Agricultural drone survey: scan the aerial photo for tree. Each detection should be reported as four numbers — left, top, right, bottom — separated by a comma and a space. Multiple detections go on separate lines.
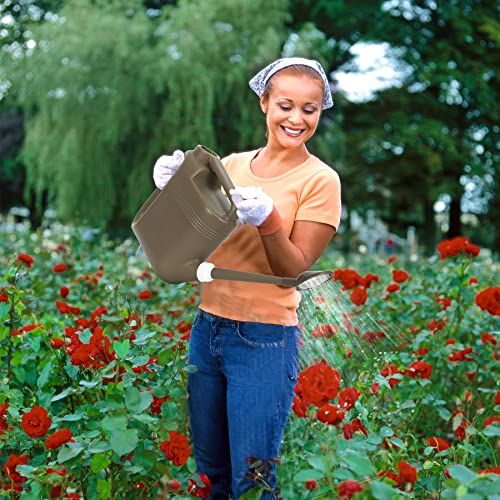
289, 0, 499, 251
2, 0, 288, 231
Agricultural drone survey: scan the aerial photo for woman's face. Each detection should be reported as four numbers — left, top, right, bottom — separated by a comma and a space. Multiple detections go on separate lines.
260, 72, 323, 150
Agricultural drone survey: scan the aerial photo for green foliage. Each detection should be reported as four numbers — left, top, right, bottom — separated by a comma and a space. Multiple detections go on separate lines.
1, 225, 499, 498
3, 0, 288, 229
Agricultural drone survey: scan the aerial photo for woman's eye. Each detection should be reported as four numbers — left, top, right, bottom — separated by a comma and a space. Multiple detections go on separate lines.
304, 109, 314, 114
279, 105, 291, 111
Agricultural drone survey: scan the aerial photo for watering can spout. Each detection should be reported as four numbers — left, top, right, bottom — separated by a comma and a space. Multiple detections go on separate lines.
196, 262, 332, 290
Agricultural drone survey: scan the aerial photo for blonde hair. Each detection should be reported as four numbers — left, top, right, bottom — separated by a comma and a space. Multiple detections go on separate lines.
261, 65, 325, 102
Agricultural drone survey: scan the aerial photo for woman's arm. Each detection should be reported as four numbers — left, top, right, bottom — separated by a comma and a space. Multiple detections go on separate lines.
260, 220, 336, 278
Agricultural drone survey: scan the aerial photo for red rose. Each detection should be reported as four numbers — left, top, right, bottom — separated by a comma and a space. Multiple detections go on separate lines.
397, 460, 418, 485
4, 454, 29, 483
448, 347, 477, 363
22, 406, 51, 438
338, 479, 363, 499
380, 364, 402, 387
427, 436, 451, 451
350, 287, 367, 306
483, 417, 500, 428
392, 269, 409, 283
436, 297, 452, 310
296, 360, 341, 408
338, 387, 360, 410
405, 360, 432, 379
332, 269, 365, 290
167, 479, 182, 490
475, 287, 500, 316
386, 283, 401, 293
311, 324, 338, 339
53, 263, 67, 273
45, 429, 73, 450
437, 236, 480, 259
495, 391, 500, 405
387, 256, 397, 263
317, 404, 345, 425
17, 253, 35, 268
363, 273, 380, 288
59, 286, 70, 298
50, 338, 65, 349
187, 473, 212, 498
343, 418, 367, 440
291, 394, 308, 418
363, 330, 386, 343
305, 480, 317, 490
137, 290, 152, 300
481, 333, 497, 345
160, 431, 191, 466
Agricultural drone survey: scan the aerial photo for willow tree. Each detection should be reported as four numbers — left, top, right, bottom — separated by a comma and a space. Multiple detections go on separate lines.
4, 0, 287, 230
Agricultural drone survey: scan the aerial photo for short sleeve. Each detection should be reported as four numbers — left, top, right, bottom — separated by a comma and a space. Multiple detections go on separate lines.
295, 168, 342, 231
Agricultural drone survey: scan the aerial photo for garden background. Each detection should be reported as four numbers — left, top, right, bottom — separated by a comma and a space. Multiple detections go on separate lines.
0, 0, 499, 498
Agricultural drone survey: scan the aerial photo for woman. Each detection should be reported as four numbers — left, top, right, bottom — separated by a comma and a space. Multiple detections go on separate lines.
153, 57, 341, 499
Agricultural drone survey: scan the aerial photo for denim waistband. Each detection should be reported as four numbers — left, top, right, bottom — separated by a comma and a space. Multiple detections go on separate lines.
198, 308, 239, 328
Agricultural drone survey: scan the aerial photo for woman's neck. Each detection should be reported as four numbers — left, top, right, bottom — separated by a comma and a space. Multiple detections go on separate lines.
258, 144, 310, 168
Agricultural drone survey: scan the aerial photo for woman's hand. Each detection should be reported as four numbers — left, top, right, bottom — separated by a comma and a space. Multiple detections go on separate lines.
153, 150, 184, 190
229, 186, 274, 226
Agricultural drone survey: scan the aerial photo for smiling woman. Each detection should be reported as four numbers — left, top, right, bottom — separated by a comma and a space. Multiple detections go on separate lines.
152, 57, 341, 500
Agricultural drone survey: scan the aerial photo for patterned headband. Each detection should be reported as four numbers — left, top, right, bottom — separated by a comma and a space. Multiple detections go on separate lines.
249, 57, 334, 110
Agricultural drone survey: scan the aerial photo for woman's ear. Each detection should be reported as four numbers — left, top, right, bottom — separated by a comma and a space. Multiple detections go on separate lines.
259, 94, 267, 114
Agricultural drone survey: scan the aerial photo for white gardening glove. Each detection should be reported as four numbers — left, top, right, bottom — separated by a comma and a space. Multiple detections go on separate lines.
153, 150, 185, 190
229, 186, 274, 226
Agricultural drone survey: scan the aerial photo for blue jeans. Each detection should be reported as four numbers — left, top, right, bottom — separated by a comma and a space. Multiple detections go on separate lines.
187, 308, 301, 499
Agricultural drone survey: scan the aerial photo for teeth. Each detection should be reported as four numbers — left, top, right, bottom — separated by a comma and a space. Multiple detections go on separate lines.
283, 127, 302, 136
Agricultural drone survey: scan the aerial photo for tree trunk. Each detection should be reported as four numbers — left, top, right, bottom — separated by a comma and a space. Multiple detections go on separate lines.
447, 195, 462, 238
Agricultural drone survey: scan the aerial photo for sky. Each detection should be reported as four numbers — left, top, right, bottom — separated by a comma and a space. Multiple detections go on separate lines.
334, 42, 406, 102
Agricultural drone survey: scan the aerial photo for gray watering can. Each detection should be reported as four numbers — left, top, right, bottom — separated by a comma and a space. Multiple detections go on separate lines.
131, 145, 331, 290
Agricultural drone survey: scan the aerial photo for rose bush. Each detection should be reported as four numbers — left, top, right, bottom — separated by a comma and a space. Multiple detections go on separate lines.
0, 223, 498, 499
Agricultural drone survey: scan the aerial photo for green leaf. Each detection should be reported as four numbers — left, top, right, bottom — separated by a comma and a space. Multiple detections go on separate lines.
101, 415, 127, 432
379, 426, 394, 437
187, 456, 197, 473
306, 455, 328, 474
51, 387, 78, 402
101, 314, 122, 323
342, 453, 374, 477
132, 329, 158, 345
238, 486, 265, 500
448, 465, 477, 485
125, 386, 153, 414
113, 339, 130, 358
91, 453, 111, 473
37, 361, 53, 389
293, 469, 325, 482
78, 329, 92, 344
131, 355, 151, 367
0, 303, 10, 321
87, 440, 111, 454
438, 406, 451, 420
483, 424, 500, 437
109, 429, 138, 456
370, 480, 401, 499
97, 478, 112, 500
132, 450, 157, 468
58, 444, 84, 463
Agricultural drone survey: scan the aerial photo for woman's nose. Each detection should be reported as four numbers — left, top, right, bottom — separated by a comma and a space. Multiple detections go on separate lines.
288, 109, 303, 124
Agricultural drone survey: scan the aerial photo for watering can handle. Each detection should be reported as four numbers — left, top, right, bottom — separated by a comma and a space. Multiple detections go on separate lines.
206, 151, 238, 216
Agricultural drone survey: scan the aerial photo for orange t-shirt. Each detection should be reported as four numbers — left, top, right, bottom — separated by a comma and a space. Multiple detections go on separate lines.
200, 149, 342, 326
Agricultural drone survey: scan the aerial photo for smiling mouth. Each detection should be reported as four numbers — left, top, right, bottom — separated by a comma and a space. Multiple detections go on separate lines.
281, 126, 305, 137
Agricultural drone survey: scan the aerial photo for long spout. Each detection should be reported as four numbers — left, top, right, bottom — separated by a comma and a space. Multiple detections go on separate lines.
196, 262, 332, 290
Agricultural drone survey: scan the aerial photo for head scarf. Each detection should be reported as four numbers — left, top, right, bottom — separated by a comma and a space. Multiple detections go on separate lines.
249, 57, 333, 110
